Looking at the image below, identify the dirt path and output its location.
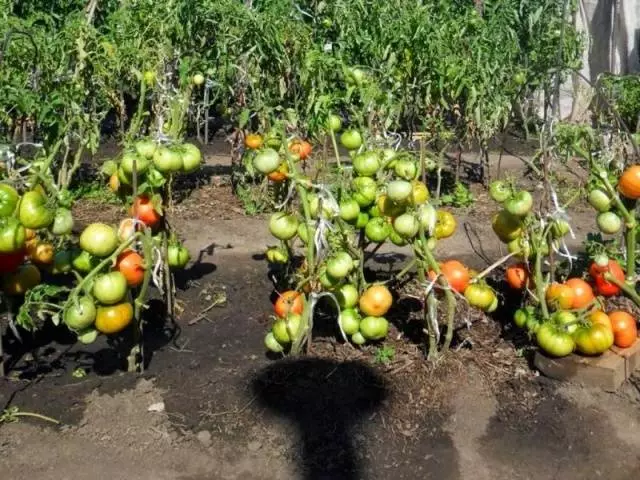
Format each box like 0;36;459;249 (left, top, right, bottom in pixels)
2;146;640;479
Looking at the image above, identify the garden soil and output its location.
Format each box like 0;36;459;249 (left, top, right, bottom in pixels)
2;145;640;479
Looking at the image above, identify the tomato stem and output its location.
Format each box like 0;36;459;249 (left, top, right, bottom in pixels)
605;273;640;308
534;250;550;320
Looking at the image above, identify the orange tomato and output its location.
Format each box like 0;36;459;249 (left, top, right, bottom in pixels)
617;165;640;200
545;283;575;310
116;250;145;287
109;173;120;192
359;284;393;317
608;311;638;348
274;291;304;318
131;195;161;229
589;310;613;332
29;242;55;265
24;228;36;241
506;263;529;290
267;162;289;182
440;260;470;293
245;134;264;150
565;278;595;309
95;302;134;334
289;140;312;161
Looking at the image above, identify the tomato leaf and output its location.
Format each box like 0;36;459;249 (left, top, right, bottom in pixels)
101;160;118;176
151;193;164;215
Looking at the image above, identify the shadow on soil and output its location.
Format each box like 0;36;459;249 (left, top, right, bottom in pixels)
251;358;388;480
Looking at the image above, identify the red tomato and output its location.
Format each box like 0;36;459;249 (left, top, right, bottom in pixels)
289;140;312;161
505;263;529;290
131;195;162;229
433;260;470;293
589;259;625;297
0;250;25;274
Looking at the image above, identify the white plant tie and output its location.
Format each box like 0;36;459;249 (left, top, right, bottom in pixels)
547;185;577;269
151;246;165;293
274;181;296;210
424;281;440;343
313;217;334;263
309;291;351;345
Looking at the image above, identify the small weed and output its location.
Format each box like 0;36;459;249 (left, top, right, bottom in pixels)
440;182;474;208
69;180;119;204
374;345;396;365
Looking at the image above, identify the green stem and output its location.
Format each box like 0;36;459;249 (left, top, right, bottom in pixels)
127;79;148;143
534;251;549;320
10;411;60;425
128;228;153;373
605;273;640;308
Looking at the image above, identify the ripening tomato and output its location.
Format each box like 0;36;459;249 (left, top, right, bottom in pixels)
618;165;640;199
245;134;264;150
359;285;393;317
131;195;162;228
434;210;456;239
118;218;137;242
565;278;595;309
116;250;145;287
589;259;625;296
505;263;529;289
589;310;613;332
545;283;575;310
29;242;55;265
289;140;312;160
608;311;638;348
95;302;134;334
267;162;289;182
274;291;304;318
573;323;614;355
436;260;470;293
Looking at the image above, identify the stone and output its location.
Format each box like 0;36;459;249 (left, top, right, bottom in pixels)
196;430;212;448
534;350;626;391
611;337;640;378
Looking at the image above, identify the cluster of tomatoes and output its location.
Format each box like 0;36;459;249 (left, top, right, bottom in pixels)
587;164;640;235
504;246;637;357
107;138;202;193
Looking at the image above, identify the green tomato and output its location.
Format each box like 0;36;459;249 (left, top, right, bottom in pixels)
168;244;190;268
588;189;612;212
193;73;205;86
492;210;522;243
319;268;343;289
504;190;533;217
550;219;570;239
50;250;74;275
394;159;418;180
339;198;361;222
355;212;369;229
513;71;527;86
266;246;289;264
352;177;377;207
297;222;310;244
272;313;302;344
389;229;408;246
80;223;118;257
121;151;150;176
536;322;575;357
340;130;363;150
153;147;183;173
335;283;359;309
51;208;74;236
513;306;535;329
327;114;342;133
489;180;512;203
18;190;54;229
135;139;157;159
551;311;578;334
265;331;285;353
365;217;391;243
359;316;389;340
326;251;354;280
352;151;381;177
393;213;419;238
72;249;100;273
0;183;19;217
351;331;367;345
596;212;622;234
0;217;26;253
64;297;97;331
346;67;366;87
339;309;361;336
93;271;128;305
573;323;614;355
464;284;495;310
77;328;99;345
386;180;413;203
180;144;202;173
269;212;299;240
